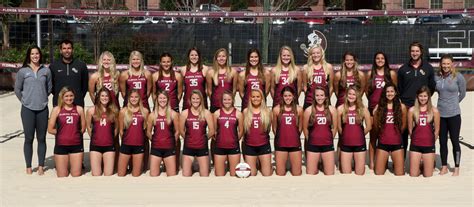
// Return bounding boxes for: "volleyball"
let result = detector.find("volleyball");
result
[235,162,251,178]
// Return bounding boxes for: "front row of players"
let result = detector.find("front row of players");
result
[48,83,439,178]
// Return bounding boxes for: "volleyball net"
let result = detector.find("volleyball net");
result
[1,7,473,67]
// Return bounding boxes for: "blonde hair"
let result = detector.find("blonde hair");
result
[212,48,233,85]
[97,51,119,94]
[340,52,361,89]
[274,46,297,84]
[413,86,434,124]
[154,89,172,124]
[306,45,331,84]
[57,86,75,109]
[123,89,147,129]
[127,51,145,77]
[244,89,271,133]
[342,86,365,124]
[188,90,206,121]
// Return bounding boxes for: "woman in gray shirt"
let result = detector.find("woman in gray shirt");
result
[435,54,466,176]
[14,46,52,175]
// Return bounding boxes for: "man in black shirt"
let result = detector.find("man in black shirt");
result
[397,42,436,157]
[50,39,89,107]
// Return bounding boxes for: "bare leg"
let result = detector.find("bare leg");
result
[69,152,84,177]
[131,153,144,177]
[196,156,210,177]
[409,152,422,177]
[306,152,321,175]
[163,155,177,176]
[117,153,131,177]
[374,149,389,175]
[321,151,335,175]
[353,151,366,175]
[275,151,288,176]
[54,154,69,177]
[288,151,302,176]
[244,155,258,176]
[90,151,103,176]
[181,155,194,177]
[258,154,273,176]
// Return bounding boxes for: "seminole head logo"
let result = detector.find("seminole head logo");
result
[300,30,327,57]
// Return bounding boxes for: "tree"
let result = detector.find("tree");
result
[1,0,22,50]
[160,0,176,11]
[230,0,248,11]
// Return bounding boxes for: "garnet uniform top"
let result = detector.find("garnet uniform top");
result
[411,111,435,147]
[341,109,365,146]
[336,75,356,107]
[101,75,120,108]
[304,67,329,107]
[242,73,265,109]
[56,106,82,146]
[275,110,300,148]
[184,111,208,149]
[91,114,115,146]
[155,76,179,111]
[244,113,270,146]
[211,73,234,110]
[273,70,298,107]
[368,74,385,112]
[122,111,145,146]
[378,109,402,145]
[216,109,239,149]
[183,70,207,110]
[125,74,149,109]
[152,114,175,149]
[308,108,333,146]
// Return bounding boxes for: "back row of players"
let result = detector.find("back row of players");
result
[21,41,466,177]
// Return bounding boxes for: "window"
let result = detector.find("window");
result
[431,0,442,9]
[403,0,415,9]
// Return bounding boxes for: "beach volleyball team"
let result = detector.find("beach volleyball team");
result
[14,40,466,177]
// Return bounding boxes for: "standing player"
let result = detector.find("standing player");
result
[50,39,88,108]
[334,52,366,107]
[373,83,406,176]
[272,86,303,176]
[303,86,337,175]
[302,45,334,109]
[213,91,244,176]
[398,42,436,155]
[239,48,271,110]
[179,90,215,177]
[435,54,466,176]
[207,48,238,113]
[14,46,52,175]
[152,52,183,112]
[271,46,301,107]
[119,51,152,109]
[89,51,120,108]
[47,86,86,177]
[117,90,149,177]
[337,86,371,175]
[366,52,397,170]
[86,88,118,176]
[242,89,273,176]
[180,47,209,111]
[408,86,440,177]
[146,90,179,176]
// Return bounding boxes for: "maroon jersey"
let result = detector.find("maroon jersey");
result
[244,113,270,146]
[183,70,207,110]
[211,73,234,109]
[184,111,208,149]
[56,106,82,146]
[304,67,329,106]
[125,74,149,109]
[411,111,435,147]
[273,70,298,106]
[122,111,145,146]
[341,109,365,146]
[336,75,356,107]
[216,108,239,149]
[152,114,175,149]
[368,74,385,112]
[242,73,265,109]
[102,75,120,108]
[275,109,300,148]
[379,109,402,145]
[91,113,114,146]
[155,75,179,111]
[308,108,333,146]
